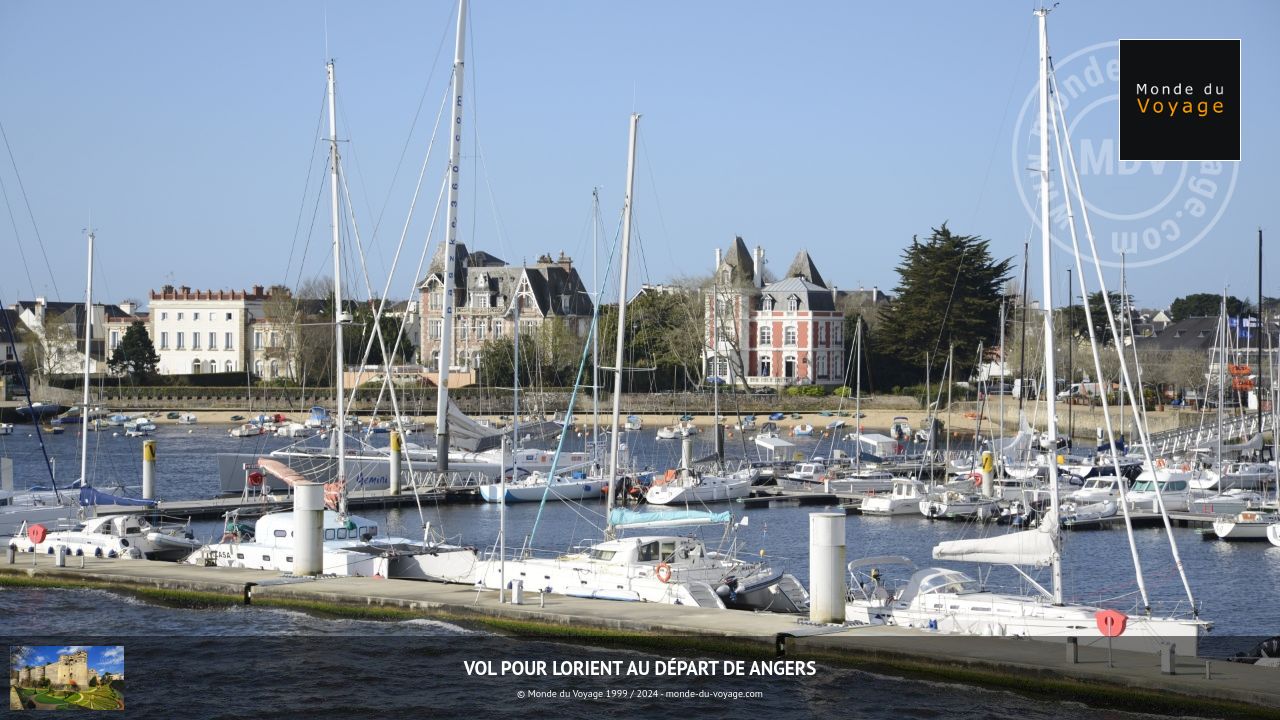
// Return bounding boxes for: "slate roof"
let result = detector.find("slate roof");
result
[716,236,756,286]
[760,276,836,312]
[784,250,827,289]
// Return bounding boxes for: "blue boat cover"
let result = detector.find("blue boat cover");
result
[78,486,157,507]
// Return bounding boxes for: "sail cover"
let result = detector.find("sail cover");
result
[609,508,731,530]
[78,486,156,507]
[257,457,308,485]
[932,526,1054,567]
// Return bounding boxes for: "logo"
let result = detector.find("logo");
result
[1011,41,1237,269]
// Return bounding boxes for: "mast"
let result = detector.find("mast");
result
[605,113,640,540]
[592,189,601,455]
[1218,292,1227,466]
[854,318,862,471]
[326,61,348,518]
[435,0,468,472]
[1258,228,1264,439]
[1066,268,1073,445]
[1035,6,1063,605]
[998,300,1006,457]
[1018,240,1030,413]
[78,230,94,487]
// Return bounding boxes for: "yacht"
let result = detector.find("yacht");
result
[1211,509,1279,541]
[11,515,199,561]
[645,467,755,505]
[860,479,927,516]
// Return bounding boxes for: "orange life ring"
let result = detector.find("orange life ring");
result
[971,472,983,487]
[1180,463,1190,472]
[655,563,672,583]
[1154,458,1167,469]
[248,471,264,487]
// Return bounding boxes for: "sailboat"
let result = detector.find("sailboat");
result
[846,8,1207,653]
[186,56,477,582]
[473,115,806,612]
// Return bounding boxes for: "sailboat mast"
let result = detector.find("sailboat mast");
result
[78,230,94,486]
[1258,228,1264,438]
[326,61,348,517]
[592,189,601,453]
[436,0,468,472]
[605,113,640,538]
[1035,6,1063,605]
[854,318,862,471]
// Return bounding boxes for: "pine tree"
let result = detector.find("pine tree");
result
[873,224,1013,387]
[108,321,160,383]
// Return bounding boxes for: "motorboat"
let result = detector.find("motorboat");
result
[860,479,927,516]
[791,424,814,437]
[1126,473,1193,512]
[656,421,698,440]
[1068,476,1126,505]
[11,515,200,561]
[0,423,12,436]
[184,508,478,581]
[624,415,643,431]
[1188,489,1263,516]
[919,483,1000,520]
[275,422,314,438]
[645,467,756,505]
[176,413,198,425]
[1218,462,1273,491]
[735,416,757,431]
[1059,499,1117,528]
[229,423,264,438]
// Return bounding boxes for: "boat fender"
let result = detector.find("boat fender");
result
[655,563,673,583]
[94,547,103,557]
[46,546,54,554]
[107,550,118,558]
[120,539,129,548]
[75,548,83,556]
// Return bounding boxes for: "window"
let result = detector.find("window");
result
[110,331,119,350]
[459,323,468,341]
[161,312,168,321]
[834,323,842,345]
[786,297,799,312]
[224,332,233,350]
[760,356,772,376]
[274,529,287,538]
[176,332,184,350]
[759,326,772,346]
[192,359,201,374]
[270,360,279,378]
[337,528,347,540]
[428,320,441,340]
[209,332,217,350]
[254,360,263,376]
[472,352,482,370]
[428,291,443,310]
[493,321,503,337]
[324,529,335,540]
[269,332,278,348]
[784,326,797,346]
[193,312,200,321]
[225,360,234,373]
[470,291,489,309]
[226,312,233,321]
[160,332,168,349]
[817,353,827,378]
[178,312,184,321]
[192,333,201,350]
[784,356,797,379]
[254,332,262,349]
[761,296,774,312]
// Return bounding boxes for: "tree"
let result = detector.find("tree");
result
[107,322,160,383]
[1170,293,1246,321]
[1059,291,1130,346]
[873,224,1013,388]
[18,314,77,383]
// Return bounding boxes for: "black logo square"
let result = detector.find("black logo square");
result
[1119,39,1240,161]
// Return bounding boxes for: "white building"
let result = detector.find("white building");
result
[10,298,135,375]
[148,285,274,376]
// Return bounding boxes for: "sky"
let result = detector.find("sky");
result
[1,0,1276,313]
[18,645,124,675]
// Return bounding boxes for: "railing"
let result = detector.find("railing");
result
[1144,412,1271,455]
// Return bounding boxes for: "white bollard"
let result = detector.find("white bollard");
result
[142,440,156,500]
[292,482,326,576]
[808,512,846,624]
[980,450,994,498]
[389,431,402,496]
[55,545,66,567]
[681,435,693,471]
[511,579,524,605]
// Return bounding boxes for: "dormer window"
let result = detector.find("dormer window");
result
[561,293,571,313]
[787,296,800,312]
[762,296,774,312]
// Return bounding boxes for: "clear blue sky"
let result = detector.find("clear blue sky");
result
[1,0,1276,312]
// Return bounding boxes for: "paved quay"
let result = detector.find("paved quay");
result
[3,554,1277,715]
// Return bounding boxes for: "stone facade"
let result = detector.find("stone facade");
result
[13,650,97,690]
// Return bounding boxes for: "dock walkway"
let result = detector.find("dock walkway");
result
[2,554,1276,715]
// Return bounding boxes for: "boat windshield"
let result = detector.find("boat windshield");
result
[917,571,979,596]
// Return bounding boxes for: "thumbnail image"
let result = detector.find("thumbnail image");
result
[9,646,124,711]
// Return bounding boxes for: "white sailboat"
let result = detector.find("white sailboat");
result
[847,8,1206,652]
[473,115,805,612]
[187,56,478,583]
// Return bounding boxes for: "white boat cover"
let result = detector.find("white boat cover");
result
[932,521,1055,567]
[994,412,1035,456]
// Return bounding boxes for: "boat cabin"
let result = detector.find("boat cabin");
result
[583,535,707,567]
[253,510,380,548]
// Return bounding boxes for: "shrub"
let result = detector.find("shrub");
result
[833,386,853,398]
[785,385,827,397]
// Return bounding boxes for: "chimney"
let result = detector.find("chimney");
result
[714,247,722,270]
[831,284,838,306]
[754,246,765,288]
[180,285,191,295]
[253,285,264,297]
[872,286,880,304]
[119,301,136,315]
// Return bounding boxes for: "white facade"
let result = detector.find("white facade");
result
[148,285,272,375]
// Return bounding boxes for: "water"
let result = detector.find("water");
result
[0,587,1210,719]
[3,423,1278,652]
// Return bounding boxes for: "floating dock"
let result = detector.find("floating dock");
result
[2,554,1276,717]
[95,487,454,521]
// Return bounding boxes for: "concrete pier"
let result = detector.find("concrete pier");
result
[1,554,1276,716]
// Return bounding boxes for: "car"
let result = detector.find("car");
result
[753,387,775,395]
